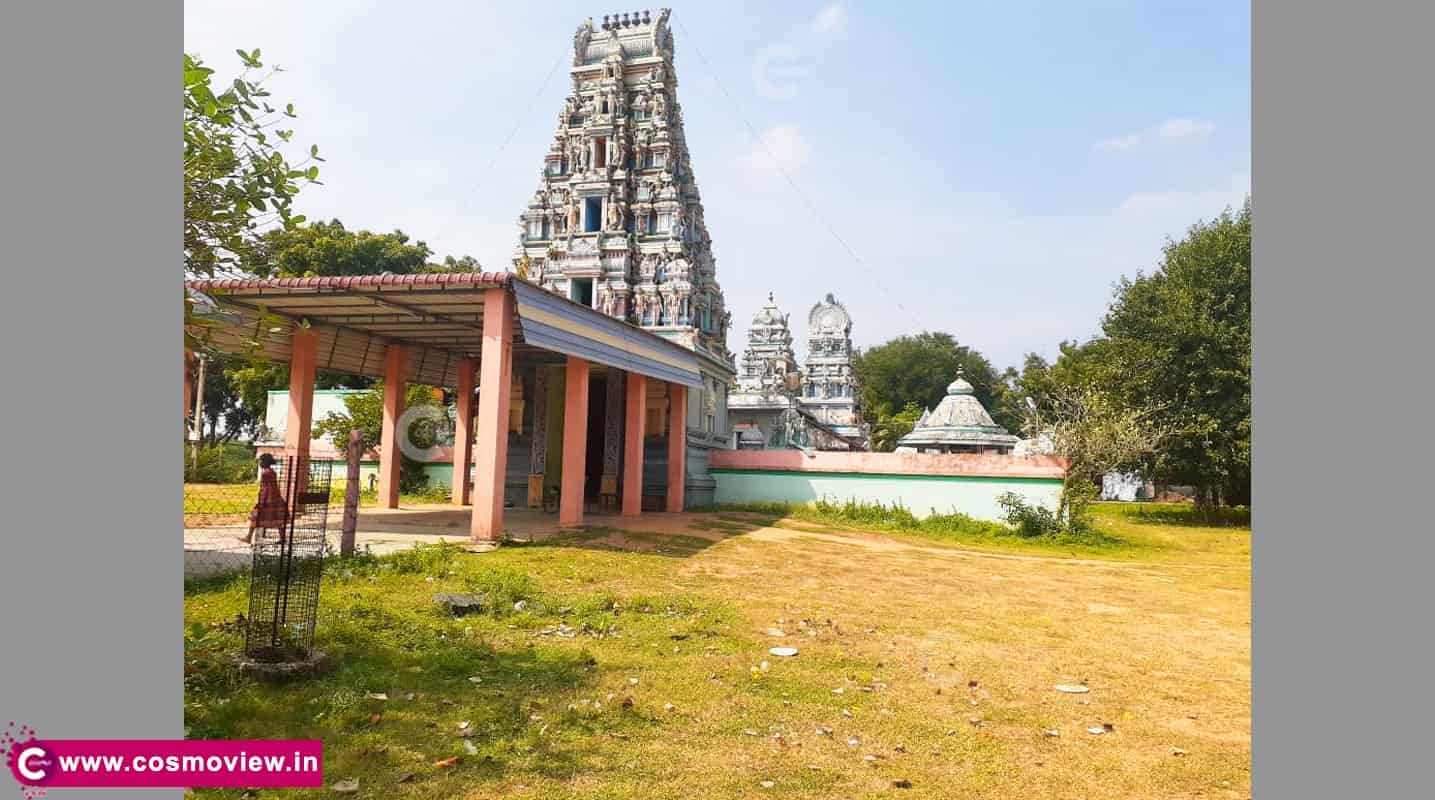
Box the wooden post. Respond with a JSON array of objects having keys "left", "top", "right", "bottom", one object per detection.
[{"left": 341, "top": 429, "right": 361, "bottom": 557}]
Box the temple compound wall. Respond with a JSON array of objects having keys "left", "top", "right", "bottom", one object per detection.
[{"left": 710, "top": 450, "right": 1065, "bottom": 522}]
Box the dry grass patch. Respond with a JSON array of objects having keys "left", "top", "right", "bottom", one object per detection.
[{"left": 185, "top": 504, "right": 1249, "bottom": 799}]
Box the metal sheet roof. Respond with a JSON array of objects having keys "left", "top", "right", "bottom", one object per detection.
[{"left": 184, "top": 272, "right": 702, "bottom": 388}]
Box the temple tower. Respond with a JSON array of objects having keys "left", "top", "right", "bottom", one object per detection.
[
  {"left": 514, "top": 8, "right": 731, "bottom": 366},
  {"left": 799, "top": 293, "right": 867, "bottom": 445},
  {"left": 513, "top": 9, "right": 736, "bottom": 505},
  {"left": 735, "top": 293, "right": 800, "bottom": 396}
]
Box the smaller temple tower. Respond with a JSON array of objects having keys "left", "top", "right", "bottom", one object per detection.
[
  {"left": 799, "top": 293, "right": 867, "bottom": 445},
  {"left": 728, "top": 293, "right": 858, "bottom": 451}
]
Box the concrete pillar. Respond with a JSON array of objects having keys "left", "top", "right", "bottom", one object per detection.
[
  {"left": 559, "top": 356, "right": 590, "bottom": 528},
  {"left": 623, "top": 372, "right": 647, "bottom": 517},
  {"left": 469, "top": 289, "right": 515, "bottom": 546},
  {"left": 452, "top": 358, "right": 477, "bottom": 505},
  {"left": 666, "top": 383, "right": 687, "bottom": 513},
  {"left": 285, "top": 327, "right": 320, "bottom": 477},
  {"left": 378, "top": 344, "right": 407, "bottom": 509}
]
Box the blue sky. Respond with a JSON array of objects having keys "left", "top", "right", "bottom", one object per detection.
[{"left": 184, "top": 1, "right": 1250, "bottom": 369}]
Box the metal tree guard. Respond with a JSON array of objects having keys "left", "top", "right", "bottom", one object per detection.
[{"left": 243, "top": 456, "right": 332, "bottom": 662}]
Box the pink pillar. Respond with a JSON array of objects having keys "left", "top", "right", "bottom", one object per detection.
[
  {"left": 469, "top": 290, "right": 515, "bottom": 545},
  {"left": 559, "top": 356, "right": 590, "bottom": 528},
  {"left": 623, "top": 372, "right": 647, "bottom": 517},
  {"left": 285, "top": 327, "right": 319, "bottom": 474},
  {"left": 666, "top": 384, "right": 687, "bottom": 513},
  {"left": 452, "top": 358, "right": 476, "bottom": 505},
  {"left": 378, "top": 344, "right": 407, "bottom": 509}
]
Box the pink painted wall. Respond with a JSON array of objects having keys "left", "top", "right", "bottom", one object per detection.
[{"left": 709, "top": 449, "right": 1066, "bottom": 480}]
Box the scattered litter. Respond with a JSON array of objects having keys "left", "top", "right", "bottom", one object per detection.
[
  {"left": 815, "top": 727, "right": 832, "bottom": 736},
  {"left": 894, "top": 743, "right": 906, "bottom": 753},
  {"left": 968, "top": 717, "right": 984, "bottom": 728},
  {"left": 1043, "top": 729, "right": 1061, "bottom": 738},
  {"left": 847, "top": 737, "right": 860, "bottom": 746},
  {"left": 628, "top": 677, "right": 640, "bottom": 685},
  {"left": 1171, "top": 746, "right": 1188, "bottom": 757},
  {"left": 769, "top": 647, "right": 799, "bottom": 657},
  {"left": 759, "top": 780, "right": 775, "bottom": 789},
  {"left": 1087, "top": 727, "right": 1106, "bottom": 736},
  {"left": 331, "top": 779, "right": 359, "bottom": 793},
  {"left": 832, "top": 687, "right": 845, "bottom": 694},
  {"left": 458, "top": 720, "right": 470, "bottom": 730},
  {"left": 663, "top": 703, "right": 675, "bottom": 712},
  {"left": 462, "top": 740, "right": 478, "bottom": 755},
  {"left": 841, "top": 708, "right": 853, "bottom": 718},
  {"left": 365, "top": 693, "right": 388, "bottom": 701},
  {"left": 893, "top": 779, "right": 912, "bottom": 789},
  {"left": 1054, "top": 684, "right": 1090, "bottom": 694},
  {"left": 433, "top": 756, "right": 459, "bottom": 768},
  {"left": 404, "top": 693, "right": 415, "bottom": 701},
  {"left": 468, "top": 676, "right": 483, "bottom": 684},
  {"left": 1102, "top": 722, "right": 1115, "bottom": 732},
  {"left": 395, "top": 772, "right": 415, "bottom": 784},
  {"left": 743, "top": 729, "right": 760, "bottom": 737},
  {"left": 513, "top": 600, "right": 527, "bottom": 612},
  {"left": 765, "top": 628, "right": 787, "bottom": 637}
]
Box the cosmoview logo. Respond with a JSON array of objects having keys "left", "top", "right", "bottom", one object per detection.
[
  {"left": 3, "top": 722, "right": 50, "bottom": 799},
  {"left": 14, "top": 746, "right": 52, "bottom": 783}
]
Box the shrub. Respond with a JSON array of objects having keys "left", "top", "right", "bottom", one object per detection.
[
  {"left": 466, "top": 566, "right": 543, "bottom": 616},
  {"left": 997, "top": 492, "right": 1065, "bottom": 537},
  {"left": 183, "top": 443, "right": 257, "bottom": 484},
  {"left": 387, "top": 541, "right": 459, "bottom": 576}
]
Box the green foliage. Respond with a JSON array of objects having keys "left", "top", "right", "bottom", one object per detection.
[
  {"left": 183, "top": 442, "right": 257, "bottom": 484},
  {"left": 997, "top": 492, "right": 1066, "bottom": 537},
  {"left": 868, "top": 401, "right": 924, "bottom": 452},
  {"left": 1099, "top": 200, "right": 1252, "bottom": 507},
  {"left": 386, "top": 540, "right": 460, "bottom": 576},
  {"left": 465, "top": 567, "right": 544, "bottom": 617},
  {"left": 853, "top": 332, "right": 1017, "bottom": 440},
  {"left": 311, "top": 383, "right": 449, "bottom": 493},
  {"left": 184, "top": 50, "right": 320, "bottom": 277},
  {"left": 245, "top": 219, "right": 481, "bottom": 278}
]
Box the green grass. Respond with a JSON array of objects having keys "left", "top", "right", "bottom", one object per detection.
[
  {"left": 183, "top": 481, "right": 455, "bottom": 518},
  {"left": 697, "top": 498, "right": 1135, "bottom": 559},
  {"left": 184, "top": 504, "right": 1251, "bottom": 798}
]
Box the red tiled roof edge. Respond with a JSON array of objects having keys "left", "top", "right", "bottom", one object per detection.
[{"left": 185, "top": 271, "right": 515, "bottom": 292}]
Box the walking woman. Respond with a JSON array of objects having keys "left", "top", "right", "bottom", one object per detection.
[{"left": 241, "top": 453, "right": 288, "bottom": 544}]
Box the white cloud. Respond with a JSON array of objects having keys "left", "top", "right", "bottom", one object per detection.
[
  {"left": 738, "top": 125, "right": 811, "bottom": 177},
  {"left": 752, "top": 45, "right": 803, "bottom": 100},
  {"left": 811, "top": 4, "right": 847, "bottom": 34},
  {"left": 1096, "top": 118, "right": 1216, "bottom": 152}
]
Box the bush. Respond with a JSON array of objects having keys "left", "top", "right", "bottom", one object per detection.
[
  {"left": 997, "top": 492, "right": 1065, "bottom": 537},
  {"left": 387, "top": 541, "right": 459, "bottom": 576},
  {"left": 183, "top": 442, "right": 257, "bottom": 484}
]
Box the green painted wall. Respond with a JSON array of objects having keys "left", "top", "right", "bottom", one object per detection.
[{"left": 711, "top": 468, "right": 1062, "bottom": 522}]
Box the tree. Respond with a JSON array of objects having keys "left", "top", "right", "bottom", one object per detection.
[
  {"left": 853, "top": 332, "right": 1017, "bottom": 445},
  {"left": 868, "top": 402, "right": 925, "bottom": 453},
  {"left": 245, "top": 219, "right": 479, "bottom": 277},
  {"left": 312, "top": 383, "right": 448, "bottom": 492},
  {"left": 184, "top": 49, "right": 320, "bottom": 277},
  {"left": 1100, "top": 200, "right": 1252, "bottom": 508},
  {"left": 1025, "top": 386, "right": 1171, "bottom": 526}
]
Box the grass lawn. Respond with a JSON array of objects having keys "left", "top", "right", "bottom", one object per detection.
[{"left": 184, "top": 503, "right": 1250, "bottom": 799}]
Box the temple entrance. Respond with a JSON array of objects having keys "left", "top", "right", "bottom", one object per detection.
[{"left": 585, "top": 373, "right": 608, "bottom": 500}]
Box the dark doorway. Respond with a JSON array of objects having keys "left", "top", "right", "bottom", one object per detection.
[
  {"left": 570, "top": 277, "right": 594, "bottom": 307},
  {"left": 585, "top": 374, "right": 607, "bottom": 499}
]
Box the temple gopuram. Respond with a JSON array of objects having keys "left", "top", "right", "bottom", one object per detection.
[
  {"left": 727, "top": 293, "right": 865, "bottom": 451},
  {"left": 798, "top": 293, "right": 868, "bottom": 446},
  {"left": 513, "top": 9, "right": 737, "bottom": 503}
]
